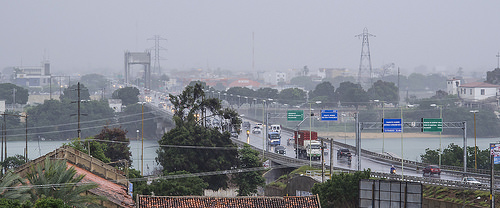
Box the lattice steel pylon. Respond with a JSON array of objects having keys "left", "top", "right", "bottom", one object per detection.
[
  {"left": 148, "top": 35, "right": 167, "bottom": 75},
  {"left": 355, "top": 28, "right": 375, "bottom": 87}
]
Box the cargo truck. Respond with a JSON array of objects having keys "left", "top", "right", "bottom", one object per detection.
[{"left": 294, "top": 130, "right": 321, "bottom": 160}]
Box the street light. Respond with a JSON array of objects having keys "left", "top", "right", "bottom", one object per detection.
[
  {"left": 431, "top": 103, "right": 443, "bottom": 167},
  {"left": 374, "top": 100, "right": 386, "bottom": 153},
  {"left": 309, "top": 101, "right": 322, "bottom": 167},
  {"left": 138, "top": 102, "right": 146, "bottom": 176},
  {"left": 470, "top": 110, "right": 479, "bottom": 169}
]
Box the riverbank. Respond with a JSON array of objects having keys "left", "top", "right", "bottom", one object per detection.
[{"left": 318, "top": 132, "right": 458, "bottom": 139}]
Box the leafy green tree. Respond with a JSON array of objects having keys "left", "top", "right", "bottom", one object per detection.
[
  {"left": 59, "top": 83, "right": 90, "bottom": 102},
  {"left": 277, "top": 88, "right": 306, "bottom": 106},
  {"left": 335, "top": 81, "right": 368, "bottom": 109},
  {"left": 421, "top": 144, "right": 491, "bottom": 169},
  {"left": 289, "top": 76, "right": 316, "bottom": 91},
  {"left": 233, "top": 144, "right": 265, "bottom": 196},
  {"left": 66, "top": 137, "right": 110, "bottom": 163},
  {"left": 94, "top": 126, "right": 131, "bottom": 165},
  {"left": 34, "top": 197, "right": 71, "bottom": 208},
  {"left": 26, "top": 99, "right": 115, "bottom": 140},
  {"left": 147, "top": 171, "right": 208, "bottom": 196},
  {"left": 157, "top": 83, "right": 239, "bottom": 190},
  {"left": 0, "top": 198, "right": 31, "bottom": 208},
  {"left": 111, "top": 87, "right": 139, "bottom": 106},
  {"left": 486, "top": 68, "right": 500, "bottom": 84},
  {"left": 25, "top": 158, "right": 106, "bottom": 207},
  {"left": 0, "top": 83, "right": 28, "bottom": 104},
  {"left": 1, "top": 155, "right": 26, "bottom": 170},
  {"left": 119, "top": 103, "right": 158, "bottom": 139},
  {"left": 226, "top": 87, "right": 255, "bottom": 105},
  {"left": 79, "top": 73, "right": 108, "bottom": 94},
  {"left": 255, "top": 87, "right": 278, "bottom": 100},
  {"left": 309, "top": 82, "right": 335, "bottom": 105},
  {"left": 312, "top": 169, "right": 371, "bottom": 208},
  {"left": 128, "top": 169, "right": 147, "bottom": 200},
  {"left": 367, "top": 80, "right": 399, "bottom": 104}
]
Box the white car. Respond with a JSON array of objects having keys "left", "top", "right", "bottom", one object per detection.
[
  {"left": 252, "top": 127, "right": 262, "bottom": 134},
  {"left": 462, "top": 177, "right": 481, "bottom": 186}
]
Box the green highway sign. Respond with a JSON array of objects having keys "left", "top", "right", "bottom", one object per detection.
[
  {"left": 422, "top": 118, "right": 442, "bottom": 132},
  {"left": 287, "top": 110, "right": 304, "bottom": 121}
]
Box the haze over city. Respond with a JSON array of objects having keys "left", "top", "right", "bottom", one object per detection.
[{"left": 1, "top": 1, "right": 500, "bottom": 76}]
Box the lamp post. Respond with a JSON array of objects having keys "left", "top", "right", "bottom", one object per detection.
[
  {"left": 138, "top": 102, "right": 146, "bottom": 176},
  {"left": 374, "top": 100, "right": 386, "bottom": 153},
  {"left": 431, "top": 104, "right": 443, "bottom": 167},
  {"left": 237, "top": 95, "right": 241, "bottom": 108},
  {"left": 218, "top": 92, "right": 221, "bottom": 100},
  {"left": 470, "top": 110, "right": 479, "bottom": 169},
  {"left": 309, "top": 101, "right": 322, "bottom": 167}
]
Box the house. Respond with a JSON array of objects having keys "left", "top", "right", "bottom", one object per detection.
[
  {"left": 15, "top": 146, "right": 134, "bottom": 208},
  {"left": 446, "top": 78, "right": 461, "bottom": 95},
  {"left": 458, "top": 82, "right": 500, "bottom": 101},
  {"left": 136, "top": 195, "right": 321, "bottom": 208}
]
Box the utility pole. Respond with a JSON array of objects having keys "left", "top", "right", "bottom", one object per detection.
[{"left": 71, "top": 82, "right": 87, "bottom": 142}]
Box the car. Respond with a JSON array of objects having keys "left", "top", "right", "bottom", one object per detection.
[
  {"left": 462, "top": 177, "right": 481, "bottom": 186},
  {"left": 230, "top": 131, "right": 238, "bottom": 138},
  {"left": 255, "top": 123, "right": 263, "bottom": 129},
  {"left": 242, "top": 121, "right": 251, "bottom": 129},
  {"left": 252, "top": 126, "right": 262, "bottom": 134},
  {"left": 422, "top": 165, "right": 441, "bottom": 176},
  {"left": 275, "top": 146, "right": 286, "bottom": 155},
  {"left": 337, "top": 148, "right": 351, "bottom": 158}
]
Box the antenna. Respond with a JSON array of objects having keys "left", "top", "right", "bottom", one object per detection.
[
  {"left": 496, "top": 52, "right": 500, "bottom": 69},
  {"left": 355, "top": 28, "right": 375, "bottom": 87},
  {"left": 148, "top": 35, "right": 168, "bottom": 75}
]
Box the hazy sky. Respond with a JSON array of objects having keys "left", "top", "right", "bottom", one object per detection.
[{"left": 1, "top": 1, "right": 500, "bottom": 76}]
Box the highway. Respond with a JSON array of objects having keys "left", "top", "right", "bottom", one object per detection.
[{"left": 140, "top": 87, "right": 494, "bottom": 190}]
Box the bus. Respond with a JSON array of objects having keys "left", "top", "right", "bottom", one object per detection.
[{"left": 267, "top": 132, "right": 281, "bottom": 146}]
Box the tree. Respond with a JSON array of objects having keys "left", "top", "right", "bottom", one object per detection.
[
  {"left": 255, "top": 87, "right": 278, "bottom": 100},
  {"left": 111, "top": 86, "right": 139, "bottom": 106},
  {"left": 119, "top": 103, "right": 158, "bottom": 139},
  {"left": 233, "top": 144, "right": 265, "bottom": 196},
  {"left": 34, "top": 197, "right": 71, "bottom": 208},
  {"left": 335, "top": 81, "right": 368, "bottom": 109},
  {"left": 66, "top": 137, "right": 110, "bottom": 163},
  {"left": 25, "top": 158, "right": 106, "bottom": 206},
  {"left": 309, "top": 82, "right": 335, "bottom": 105},
  {"left": 289, "top": 76, "right": 316, "bottom": 91},
  {"left": 59, "top": 83, "right": 90, "bottom": 102},
  {"left": 146, "top": 171, "right": 208, "bottom": 196},
  {"left": 0, "top": 170, "right": 30, "bottom": 202},
  {"left": 1, "top": 155, "right": 26, "bottom": 170},
  {"left": 367, "top": 80, "right": 398, "bottom": 104},
  {"left": 312, "top": 169, "right": 371, "bottom": 208},
  {"left": 486, "top": 68, "right": 500, "bottom": 85},
  {"left": 157, "top": 83, "right": 239, "bottom": 190},
  {"left": 277, "top": 88, "right": 306, "bottom": 106},
  {"left": 79, "top": 73, "right": 108, "bottom": 94},
  {"left": 94, "top": 126, "right": 131, "bottom": 165},
  {"left": 0, "top": 83, "right": 28, "bottom": 105}
]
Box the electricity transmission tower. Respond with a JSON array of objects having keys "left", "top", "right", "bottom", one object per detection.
[
  {"left": 148, "top": 35, "right": 167, "bottom": 75},
  {"left": 355, "top": 28, "right": 375, "bottom": 87}
]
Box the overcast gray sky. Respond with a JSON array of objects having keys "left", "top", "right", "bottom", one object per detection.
[{"left": 1, "top": 1, "right": 500, "bottom": 76}]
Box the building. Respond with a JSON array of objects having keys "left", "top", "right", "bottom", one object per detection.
[
  {"left": 446, "top": 78, "right": 461, "bottom": 95},
  {"left": 136, "top": 195, "right": 320, "bottom": 208},
  {"left": 14, "top": 62, "right": 51, "bottom": 88},
  {"left": 15, "top": 146, "right": 134, "bottom": 208},
  {"left": 458, "top": 82, "right": 500, "bottom": 101}
]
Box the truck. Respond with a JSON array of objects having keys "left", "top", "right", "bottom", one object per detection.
[
  {"left": 294, "top": 130, "right": 321, "bottom": 160},
  {"left": 269, "top": 124, "right": 281, "bottom": 134},
  {"left": 267, "top": 132, "right": 281, "bottom": 146}
]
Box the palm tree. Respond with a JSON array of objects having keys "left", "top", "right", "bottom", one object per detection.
[
  {"left": 25, "top": 158, "right": 106, "bottom": 207},
  {"left": 0, "top": 170, "right": 30, "bottom": 202}
]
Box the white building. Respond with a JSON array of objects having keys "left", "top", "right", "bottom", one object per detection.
[
  {"left": 264, "top": 71, "right": 287, "bottom": 85},
  {"left": 446, "top": 78, "right": 461, "bottom": 95},
  {"left": 14, "top": 62, "right": 51, "bottom": 88},
  {"left": 458, "top": 82, "right": 500, "bottom": 101}
]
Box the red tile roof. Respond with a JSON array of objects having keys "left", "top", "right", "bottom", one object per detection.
[
  {"left": 69, "top": 163, "right": 134, "bottom": 208},
  {"left": 137, "top": 195, "right": 320, "bottom": 208},
  {"left": 460, "top": 82, "right": 500, "bottom": 88}
]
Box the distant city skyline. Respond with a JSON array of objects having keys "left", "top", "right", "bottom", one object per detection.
[{"left": 1, "top": 1, "right": 500, "bottom": 77}]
